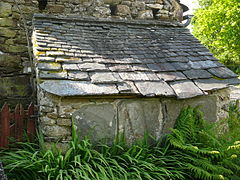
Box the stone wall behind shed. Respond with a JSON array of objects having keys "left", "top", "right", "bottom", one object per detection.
[
  {"left": 38, "top": 88, "right": 230, "bottom": 147},
  {"left": 0, "top": 0, "right": 182, "bottom": 107}
]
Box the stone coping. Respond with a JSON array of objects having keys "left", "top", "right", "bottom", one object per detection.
[{"left": 33, "top": 13, "right": 184, "bottom": 27}]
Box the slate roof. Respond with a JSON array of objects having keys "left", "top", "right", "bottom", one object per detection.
[{"left": 32, "top": 14, "right": 240, "bottom": 99}]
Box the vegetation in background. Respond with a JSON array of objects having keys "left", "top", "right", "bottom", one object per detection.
[
  {"left": 192, "top": 0, "right": 240, "bottom": 74},
  {"left": 1, "top": 102, "right": 240, "bottom": 180}
]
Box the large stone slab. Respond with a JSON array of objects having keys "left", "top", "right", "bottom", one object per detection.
[
  {"left": 39, "top": 80, "right": 119, "bottom": 96},
  {"left": 72, "top": 103, "right": 116, "bottom": 142},
  {"left": 170, "top": 80, "right": 204, "bottom": 99},
  {"left": 118, "top": 99, "right": 163, "bottom": 143},
  {"left": 135, "top": 81, "right": 175, "bottom": 96}
]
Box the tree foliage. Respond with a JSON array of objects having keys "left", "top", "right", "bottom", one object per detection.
[{"left": 192, "top": 0, "right": 240, "bottom": 73}]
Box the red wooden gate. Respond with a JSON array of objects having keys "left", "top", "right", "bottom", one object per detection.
[{"left": 0, "top": 103, "right": 37, "bottom": 148}]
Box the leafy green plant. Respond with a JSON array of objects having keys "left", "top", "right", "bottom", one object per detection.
[
  {"left": 192, "top": 0, "right": 240, "bottom": 74},
  {"left": 164, "top": 105, "right": 240, "bottom": 179},
  {"left": 1, "top": 103, "right": 240, "bottom": 180},
  {"left": 0, "top": 124, "right": 186, "bottom": 180}
]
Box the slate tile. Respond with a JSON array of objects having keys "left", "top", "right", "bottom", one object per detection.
[
  {"left": 171, "top": 62, "right": 190, "bottom": 71},
  {"left": 119, "top": 72, "right": 149, "bottom": 81},
  {"left": 208, "top": 67, "right": 238, "bottom": 79},
  {"left": 194, "top": 79, "right": 228, "bottom": 91},
  {"left": 131, "top": 64, "right": 150, "bottom": 71},
  {"left": 46, "top": 51, "right": 65, "bottom": 56},
  {"left": 68, "top": 71, "right": 89, "bottom": 80},
  {"left": 109, "top": 64, "right": 133, "bottom": 72},
  {"left": 147, "top": 63, "right": 176, "bottom": 72},
  {"left": 37, "top": 63, "right": 62, "bottom": 71},
  {"left": 90, "top": 72, "right": 122, "bottom": 84},
  {"left": 62, "top": 64, "right": 79, "bottom": 70},
  {"left": 170, "top": 80, "right": 203, "bottom": 99},
  {"left": 117, "top": 81, "right": 140, "bottom": 94},
  {"left": 56, "top": 57, "right": 83, "bottom": 63},
  {"left": 40, "top": 80, "right": 119, "bottom": 96},
  {"left": 39, "top": 71, "right": 68, "bottom": 79},
  {"left": 78, "top": 63, "right": 108, "bottom": 71},
  {"left": 38, "top": 57, "right": 55, "bottom": 62},
  {"left": 183, "top": 69, "right": 212, "bottom": 79},
  {"left": 157, "top": 71, "right": 186, "bottom": 81},
  {"left": 134, "top": 81, "right": 175, "bottom": 97},
  {"left": 199, "top": 61, "right": 219, "bottom": 69}
]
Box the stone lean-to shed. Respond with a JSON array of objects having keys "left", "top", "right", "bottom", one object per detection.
[{"left": 32, "top": 5, "right": 239, "bottom": 144}]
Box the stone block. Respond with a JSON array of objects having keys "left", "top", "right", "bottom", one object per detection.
[
  {"left": 138, "top": 10, "right": 153, "bottom": 19},
  {"left": 161, "top": 94, "right": 218, "bottom": 134},
  {"left": 47, "top": 5, "right": 65, "bottom": 13},
  {"left": 40, "top": 117, "right": 56, "bottom": 125},
  {"left": 57, "top": 118, "right": 72, "bottom": 126},
  {"left": 0, "top": 54, "right": 21, "bottom": 73},
  {"left": 116, "top": 5, "right": 131, "bottom": 17},
  {"left": 43, "top": 125, "right": 71, "bottom": 138},
  {"left": 0, "top": 76, "right": 32, "bottom": 98},
  {"left": 118, "top": 99, "right": 163, "bottom": 143},
  {"left": 0, "top": 2, "right": 12, "bottom": 17},
  {"left": 0, "top": 17, "right": 16, "bottom": 27},
  {"left": 0, "top": 27, "right": 16, "bottom": 38},
  {"left": 72, "top": 103, "right": 116, "bottom": 142},
  {"left": 0, "top": 44, "right": 27, "bottom": 53}
]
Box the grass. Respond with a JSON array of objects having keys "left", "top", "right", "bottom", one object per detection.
[{"left": 1, "top": 101, "right": 240, "bottom": 180}]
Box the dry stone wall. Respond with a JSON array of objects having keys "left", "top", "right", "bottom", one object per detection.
[
  {"left": 38, "top": 88, "right": 230, "bottom": 146},
  {"left": 0, "top": 0, "right": 183, "bottom": 107}
]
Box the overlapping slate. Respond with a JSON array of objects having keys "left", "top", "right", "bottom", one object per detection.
[{"left": 33, "top": 14, "right": 240, "bottom": 98}]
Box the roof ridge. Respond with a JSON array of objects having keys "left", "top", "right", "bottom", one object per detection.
[{"left": 33, "top": 13, "right": 184, "bottom": 28}]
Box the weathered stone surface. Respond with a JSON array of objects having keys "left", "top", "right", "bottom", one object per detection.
[
  {"left": 118, "top": 99, "right": 163, "bottom": 143},
  {"left": 73, "top": 103, "right": 116, "bottom": 142},
  {"left": 0, "top": 44, "right": 28, "bottom": 53},
  {"left": 38, "top": 63, "right": 62, "bottom": 71},
  {"left": 40, "top": 117, "right": 56, "bottom": 125},
  {"left": 62, "top": 64, "right": 79, "bottom": 70},
  {"left": 40, "top": 80, "right": 119, "bottom": 96},
  {"left": 0, "top": 2, "right": 12, "bottom": 17},
  {"left": 135, "top": 81, "right": 175, "bottom": 96},
  {"left": 157, "top": 71, "right": 186, "bottom": 81},
  {"left": 138, "top": 10, "right": 153, "bottom": 19},
  {"left": 116, "top": 5, "right": 131, "bottom": 17},
  {"left": 68, "top": 71, "right": 89, "bottom": 80},
  {"left": 47, "top": 5, "right": 65, "bottom": 13},
  {"left": 57, "top": 118, "right": 72, "bottom": 126},
  {"left": 0, "top": 76, "right": 32, "bottom": 97},
  {"left": 170, "top": 80, "right": 203, "bottom": 99},
  {"left": 78, "top": 63, "right": 107, "bottom": 71},
  {"left": 183, "top": 69, "right": 212, "bottom": 79},
  {"left": 117, "top": 81, "right": 140, "bottom": 94},
  {"left": 0, "top": 27, "right": 16, "bottom": 37},
  {"left": 43, "top": 125, "right": 71, "bottom": 138},
  {"left": 208, "top": 67, "right": 238, "bottom": 79},
  {"left": 90, "top": 72, "right": 122, "bottom": 84},
  {"left": 146, "top": 4, "right": 163, "bottom": 9},
  {"left": 161, "top": 94, "right": 218, "bottom": 134},
  {"left": 0, "top": 54, "right": 21, "bottom": 73},
  {"left": 194, "top": 79, "right": 228, "bottom": 91},
  {"left": 0, "top": 17, "right": 15, "bottom": 27},
  {"left": 39, "top": 71, "right": 68, "bottom": 79}
]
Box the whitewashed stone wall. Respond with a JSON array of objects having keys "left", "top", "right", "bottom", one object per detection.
[{"left": 38, "top": 88, "right": 230, "bottom": 146}]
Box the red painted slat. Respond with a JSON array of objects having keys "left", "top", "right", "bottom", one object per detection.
[
  {"left": 0, "top": 103, "right": 10, "bottom": 148},
  {"left": 15, "top": 104, "right": 24, "bottom": 141},
  {"left": 27, "top": 103, "right": 36, "bottom": 141},
  {"left": 0, "top": 102, "right": 37, "bottom": 148}
]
